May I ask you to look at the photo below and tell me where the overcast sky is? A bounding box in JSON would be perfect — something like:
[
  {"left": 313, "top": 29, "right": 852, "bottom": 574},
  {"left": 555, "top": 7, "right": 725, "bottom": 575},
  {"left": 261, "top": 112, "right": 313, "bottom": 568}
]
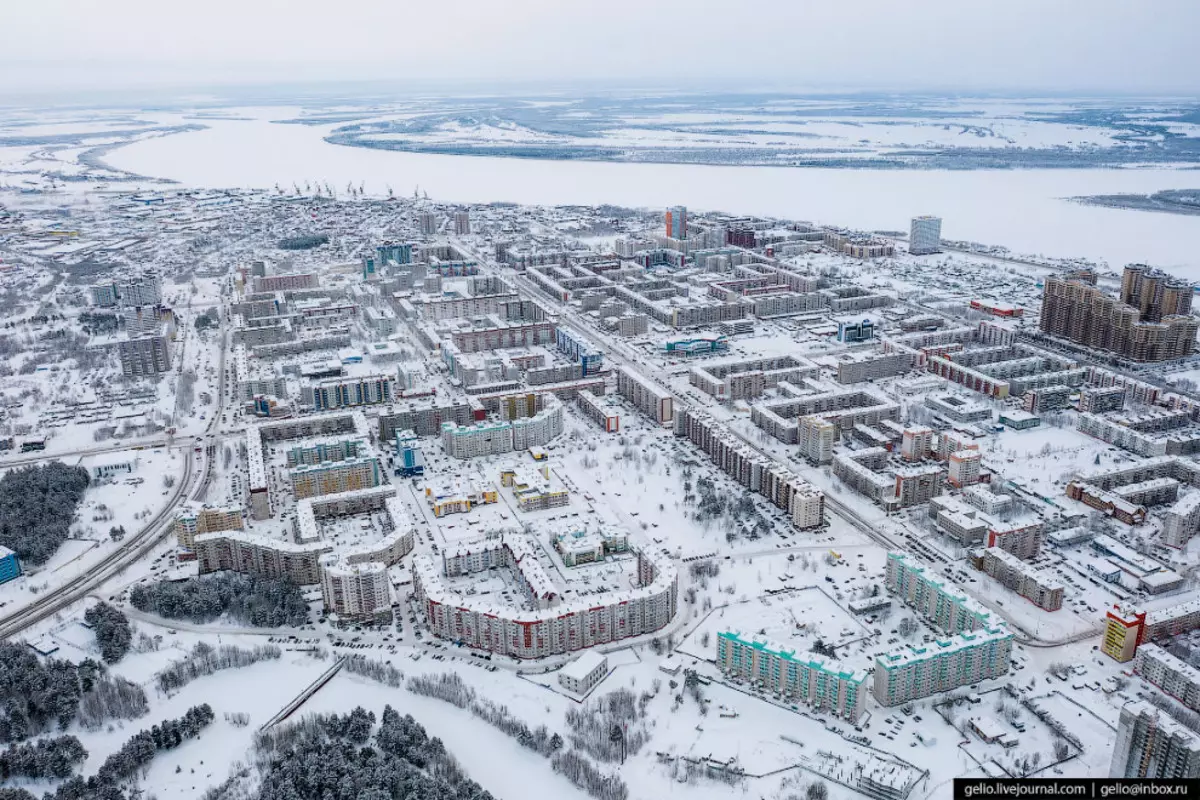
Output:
[{"left": 3, "top": 0, "right": 1199, "bottom": 97}]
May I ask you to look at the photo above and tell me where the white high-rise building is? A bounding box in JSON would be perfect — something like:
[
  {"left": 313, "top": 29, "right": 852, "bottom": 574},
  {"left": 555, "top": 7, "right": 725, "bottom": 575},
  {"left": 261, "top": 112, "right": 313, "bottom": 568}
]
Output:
[
  {"left": 909, "top": 216, "right": 942, "bottom": 255},
  {"left": 454, "top": 211, "right": 471, "bottom": 235},
  {"left": 320, "top": 554, "right": 392, "bottom": 621}
]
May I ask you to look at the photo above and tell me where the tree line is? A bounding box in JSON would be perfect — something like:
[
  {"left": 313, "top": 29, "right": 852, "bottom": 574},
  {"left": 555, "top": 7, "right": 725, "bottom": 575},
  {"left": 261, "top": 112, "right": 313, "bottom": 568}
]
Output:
[
  {"left": 155, "top": 642, "right": 280, "bottom": 695},
  {"left": 129, "top": 572, "right": 310, "bottom": 628},
  {"left": 0, "top": 462, "right": 90, "bottom": 566},
  {"left": 0, "top": 643, "right": 147, "bottom": 744}
]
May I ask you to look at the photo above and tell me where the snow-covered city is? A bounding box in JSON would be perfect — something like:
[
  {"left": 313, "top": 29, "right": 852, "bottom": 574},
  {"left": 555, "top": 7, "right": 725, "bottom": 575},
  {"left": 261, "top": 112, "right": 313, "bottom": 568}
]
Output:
[{"left": 4, "top": 4, "right": 1200, "bottom": 800}]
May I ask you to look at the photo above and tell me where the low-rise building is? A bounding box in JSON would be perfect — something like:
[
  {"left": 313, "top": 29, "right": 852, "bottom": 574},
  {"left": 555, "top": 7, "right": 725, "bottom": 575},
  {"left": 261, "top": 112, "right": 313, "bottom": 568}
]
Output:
[{"left": 558, "top": 651, "right": 608, "bottom": 695}]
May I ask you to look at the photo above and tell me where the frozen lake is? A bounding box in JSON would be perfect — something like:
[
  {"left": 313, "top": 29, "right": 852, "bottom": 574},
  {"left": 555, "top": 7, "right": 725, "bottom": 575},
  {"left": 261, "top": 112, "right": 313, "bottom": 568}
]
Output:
[{"left": 105, "top": 117, "right": 1200, "bottom": 276}]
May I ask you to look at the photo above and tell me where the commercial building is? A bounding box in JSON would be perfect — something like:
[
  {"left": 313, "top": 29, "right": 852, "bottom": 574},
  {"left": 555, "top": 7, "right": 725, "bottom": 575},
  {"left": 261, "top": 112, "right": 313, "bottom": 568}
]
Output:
[
  {"left": 0, "top": 545, "right": 20, "bottom": 586},
  {"left": 552, "top": 526, "right": 628, "bottom": 566},
  {"left": 175, "top": 504, "right": 243, "bottom": 550},
  {"left": 717, "top": 631, "right": 867, "bottom": 722},
  {"left": 415, "top": 539, "right": 676, "bottom": 659},
  {"left": 875, "top": 552, "right": 1013, "bottom": 705},
  {"left": 908, "top": 216, "right": 942, "bottom": 255},
  {"left": 1039, "top": 270, "right": 1198, "bottom": 363},
  {"left": 500, "top": 465, "right": 570, "bottom": 512},
  {"left": 616, "top": 365, "right": 673, "bottom": 425},
  {"left": 1135, "top": 644, "right": 1200, "bottom": 712},
  {"left": 558, "top": 651, "right": 608, "bottom": 695},
  {"left": 394, "top": 431, "right": 426, "bottom": 477},
  {"left": 976, "top": 547, "right": 1064, "bottom": 611},
  {"left": 925, "top": 394, "right": 992, "bottom": 425},
  {"left": 425, "top": 479, "right": 498, "bottom": 517},
  {"left": 1109, "top": 701, "right": 1200, "bottom": 779}
]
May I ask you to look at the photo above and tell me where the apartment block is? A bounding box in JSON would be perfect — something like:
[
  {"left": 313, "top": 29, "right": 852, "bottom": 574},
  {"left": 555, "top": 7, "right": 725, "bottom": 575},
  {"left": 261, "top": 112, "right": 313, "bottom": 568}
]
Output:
[
  {"left": 876, "top": 552, "right": 1013, "bottom": 705},
  {"left": 196, "top": 531, "right": 330, "bottom": 586},
  {"left": 415, "top": 542, "right": 676, "bottom": 658},
  {"left": 175, "top": 503, "right": 244, "bottom": 550},
  {"left": 977, "top": 547, "right": 1064, "bottom": 611},
  {"left": 689, "top": 355, "right": 818, "bottom": 402},
  {"left": 909, "top": 216, "right": 942, "bottom": 255},
  {"left": 302, "top": 374, "right": 394, "bottom": 411},
  {"left": 119, "top": 334, "right": 172, "bottom": 376},
  {"left": 798, "top": 415, "right": 837, "bottom": 465},
  {"left": 1040, "top": 269, "right": 1198, "bottom": 363},
  {"left": 948, "top": 449, "right": 982, "bottom": 488},
  {"left": 440, "top": 404, "right": 564, "bottom": 459},
  {"left": 717, "top": 632, "right": 867, "bottom": 722},
  {"left": 1110, "top": 701, "right": 1200, "bottom": 779},
  {"left": 290, "top": 457, "right": 382, "bottom": 500},
  {"left": 252, "top": 272, "right": 320, "bottom": 293},
  {"left": 674, "top": 408, "right": 824, "bottom": 530},
  {"left": 901, "top": 427, "right": 933, "bottom": 462},
  {"left": 1103, "top": 599, "right": 1200, "bottom": 663},
  {"left": 1079, "top": 385, "right": 1128, "bottom": 415},
  {"left": 873, "top": 626, "right": 1013, "bottom": 707},
  {"left": 986, "top": 522, "right": 1044, "bottom": 561},
  {"left": 1135, "top": 644, "right": 1200, "bottom": 712},
  {"left": 319, "top": 554, "right": 391, "bottom": 622},
  {"left": 616, "top": 365, "right": 673, "bottom": 424},
  {"left": 576, "top": 390, "right": 620, "bottom": 433},
  {"left": 835, "top": 350, "right": 911, "bottom": 385}
]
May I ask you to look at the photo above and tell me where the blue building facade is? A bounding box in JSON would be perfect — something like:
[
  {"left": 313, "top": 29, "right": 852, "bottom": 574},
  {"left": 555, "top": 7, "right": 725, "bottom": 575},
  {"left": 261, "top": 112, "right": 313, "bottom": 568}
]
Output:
[
  {"left": 394, "top": 431, "right": 426, "bottom": 477},
  {"left": 556, "top": 328, "right": 605, "bottom": 376},
  {"left": 837, "top": 319, "right": 875, "bottom": 344},
  {"left": 0, "top": 546, "right": 21, "bottom": 586}
]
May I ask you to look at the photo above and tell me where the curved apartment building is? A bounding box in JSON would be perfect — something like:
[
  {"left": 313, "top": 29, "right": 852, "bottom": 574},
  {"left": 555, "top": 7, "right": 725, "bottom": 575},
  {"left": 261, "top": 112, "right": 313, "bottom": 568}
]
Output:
[{"left": 413, "top": 537, "right": 677, "bottom": 659}]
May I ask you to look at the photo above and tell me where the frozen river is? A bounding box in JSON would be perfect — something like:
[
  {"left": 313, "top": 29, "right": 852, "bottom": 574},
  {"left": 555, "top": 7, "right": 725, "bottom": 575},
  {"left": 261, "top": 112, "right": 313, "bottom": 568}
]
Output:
[{"left": 105, "top": 117, "right": 1200, "bottom": 276}]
